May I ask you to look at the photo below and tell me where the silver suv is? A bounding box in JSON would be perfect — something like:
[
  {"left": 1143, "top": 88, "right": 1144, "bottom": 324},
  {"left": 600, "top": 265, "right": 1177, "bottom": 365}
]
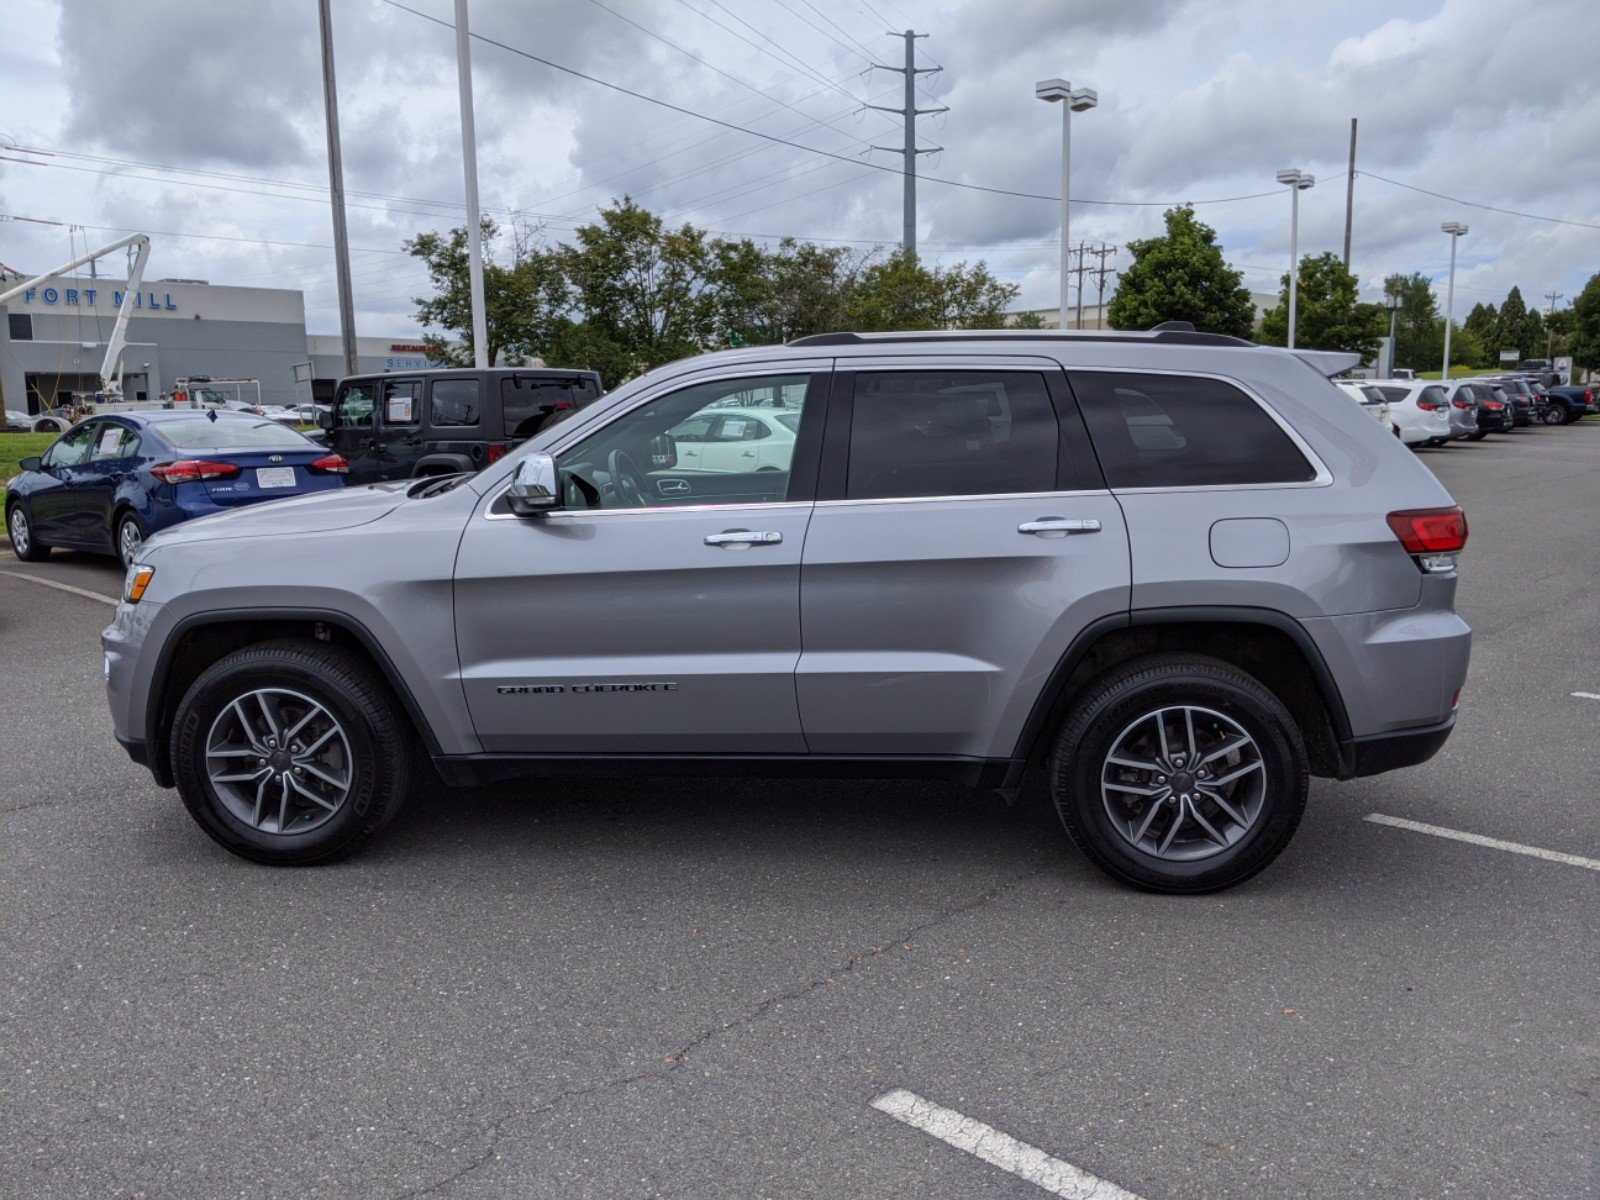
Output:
[{"left": 103, "top": 330, "right": 1472, "bottom": 893}]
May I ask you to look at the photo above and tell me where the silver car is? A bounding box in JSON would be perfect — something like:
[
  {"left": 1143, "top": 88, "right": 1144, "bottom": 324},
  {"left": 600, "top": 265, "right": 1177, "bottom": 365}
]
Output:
[{"left": 103, "top": 329, "right": 1471, "bottom": 893}]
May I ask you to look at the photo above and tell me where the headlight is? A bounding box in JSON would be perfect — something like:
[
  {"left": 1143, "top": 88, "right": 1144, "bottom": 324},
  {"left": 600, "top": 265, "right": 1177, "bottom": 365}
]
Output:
[{"left": 124, "top": 564, "right": 155, "bottom": 603}]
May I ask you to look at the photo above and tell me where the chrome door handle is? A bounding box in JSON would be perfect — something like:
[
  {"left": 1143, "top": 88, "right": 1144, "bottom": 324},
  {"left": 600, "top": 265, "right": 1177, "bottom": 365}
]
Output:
[
  {"left": 704, "top": 530, "right": 783, "bottom": 546},
  {"left": 1018, "top": 517, "right": 1102, "bottom": 537}
]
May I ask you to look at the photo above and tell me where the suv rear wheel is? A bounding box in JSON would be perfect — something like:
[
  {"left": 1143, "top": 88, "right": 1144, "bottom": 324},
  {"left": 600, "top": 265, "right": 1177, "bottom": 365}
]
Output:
[
  {"left": 170, "top": 639, "right": 412, "bottom": 865},
  {"left": 1049, "top": 655, "right": 1309, "bottom": 894}
]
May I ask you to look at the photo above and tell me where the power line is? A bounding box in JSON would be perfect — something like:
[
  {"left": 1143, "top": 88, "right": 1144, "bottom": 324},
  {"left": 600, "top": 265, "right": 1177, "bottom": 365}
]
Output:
[
  {"left": 378, "top": 0, "right": 1286, "bottom": 210},
  {"left": 1359, "top": 171, "right": 1600, "bottom": 232}
]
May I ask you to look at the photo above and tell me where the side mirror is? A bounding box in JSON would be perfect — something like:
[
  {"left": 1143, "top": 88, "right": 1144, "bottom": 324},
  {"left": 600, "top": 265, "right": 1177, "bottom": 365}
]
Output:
[
  {"left": 506, "top": 452, "right": 560, "bottom": 517},
  {"left": 318, "top": 410, "right": 335, "bottom": 430},
  {"left": 18, "top": 456, "right": 41, "bottom": 472}
]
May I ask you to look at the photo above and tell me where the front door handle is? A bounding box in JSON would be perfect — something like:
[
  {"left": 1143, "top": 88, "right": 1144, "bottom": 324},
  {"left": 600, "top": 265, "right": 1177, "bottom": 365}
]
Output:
[
  {"left": 1018, "top": 517, "right": 1102, "bottom": 537},
  {"left": 705, "top": 530, "right": 783, "bottom": 547}
]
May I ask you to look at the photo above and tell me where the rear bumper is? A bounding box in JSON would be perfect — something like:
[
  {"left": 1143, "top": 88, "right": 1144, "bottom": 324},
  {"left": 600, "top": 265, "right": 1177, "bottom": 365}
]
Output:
[{"left": 1340, "top": 715, "right": 1454, "bottom": 778}]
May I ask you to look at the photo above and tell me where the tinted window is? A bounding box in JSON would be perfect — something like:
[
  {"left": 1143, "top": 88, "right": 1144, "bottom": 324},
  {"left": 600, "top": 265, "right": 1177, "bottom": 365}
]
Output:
[
  {"left": 557, "top": 374, "right": 813, "bottom": 509},
  {"left": 335, "top": 382, "right": 376, "bottom": 428},
  {"left": 43, "top": 424, "right": 97, "bottom": 468},
  {"left": 431, "top": 378, "right": 481, "bottom": 427},
  {"left": 1419, "top": 386, "right": 1448, "bottom": 407},
  {"left": 846, "top": 371, "right": 1060, "bottom": 500},
  {"left": 1072, "top": 372, "right": 1315, "bottom": 488},
  {"left": 502, "top": 379, "right": 588, "bottom": 440},
  {"left": 155, "top": 418, "right": 317, "bottom": 451},
  {"left": 7, "top": 313, "right": 32, "bottom": 341},
  {"left": 1377, "top": 386, "right": 1410, "bottom": 402}
]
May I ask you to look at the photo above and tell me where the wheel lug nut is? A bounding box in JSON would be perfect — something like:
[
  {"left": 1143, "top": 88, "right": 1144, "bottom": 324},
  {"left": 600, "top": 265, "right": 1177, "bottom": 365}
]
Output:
[
  {"left": 1155, "top": 775, "right": 1166, "bottom": 784},
  {"left": 293, "top": 767, "right": 303, "bottom": 776}
]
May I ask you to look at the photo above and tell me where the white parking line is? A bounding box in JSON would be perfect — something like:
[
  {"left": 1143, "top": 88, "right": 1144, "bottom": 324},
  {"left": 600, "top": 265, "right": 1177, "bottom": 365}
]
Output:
[
  {"left": 870, "top": 1088, "right": 1145, "bottom": 1200},
  {"left": 1571, "top": 691, "right": 1600, "bottom": 701},
  {"left": 0, "top": 569, "right": 118, "bottom": 607},
  {"left": 1365, "top": 813, "right": 1600, "bottom": 872}
]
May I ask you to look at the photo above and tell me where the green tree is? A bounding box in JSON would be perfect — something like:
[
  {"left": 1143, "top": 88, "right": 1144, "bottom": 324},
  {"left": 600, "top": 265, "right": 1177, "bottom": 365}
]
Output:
[
  {"left": 1462, "top": 301, "right": 1497, "bottom": 364},
  {"left": 1546, "top": 306, "right": 1575, "bottom": 358},
  {"left": 1448, "top": 326, "right": 1486, "bottom": 371},
  {"left": 1495, "top": 286, "right": 1530, "bottom": 361},
  {"left": 846, "top": 248, "right": 1019, "bottom": 332},
  {"left": 1009, "top": 309, "right": 1048, "bottom": 329},
  {"left": 1106, "top": 206, "right": 1256, "bottom": 336},
  {"left": 1382, "top": 272, "right": 1440, "bottom": 372},
  {"left": 405, "top": 218, "right": 572, "bottom": 367},
  {"left": 1259, "top": 252, "right": 1385, "bottom": 357},
  {"left": 561, "top": 197, "right": 719, "bottom": 383},
  {"left": 708, "top": 236, "right": 867, "bottom": 346},
  {"left": 1570, "top": 272, "right": 1600, "bottom": 374}
]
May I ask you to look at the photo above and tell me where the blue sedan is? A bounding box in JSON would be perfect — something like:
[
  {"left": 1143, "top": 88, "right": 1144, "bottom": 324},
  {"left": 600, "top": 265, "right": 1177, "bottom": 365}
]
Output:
[{"left": 6, "top": 410, "right": 348, "bottom": 567}]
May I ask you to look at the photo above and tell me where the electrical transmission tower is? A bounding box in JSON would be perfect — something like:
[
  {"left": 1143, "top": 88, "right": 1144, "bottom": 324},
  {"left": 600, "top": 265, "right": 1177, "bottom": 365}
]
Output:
[{"left": 868, "top": 31, "right": 946, "bottom": 256}]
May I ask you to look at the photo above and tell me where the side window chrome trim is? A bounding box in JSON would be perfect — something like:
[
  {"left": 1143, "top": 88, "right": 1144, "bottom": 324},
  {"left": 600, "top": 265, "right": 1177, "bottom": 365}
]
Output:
[
  {"left": 483, "top": 500, "right": 814, "bottom": 522},
  {"left": 1063, "top": 364, "right": 1333, "bottom": 490},
  {"left": 814, "top": 487, "right": 1112, "bottom": 508}
]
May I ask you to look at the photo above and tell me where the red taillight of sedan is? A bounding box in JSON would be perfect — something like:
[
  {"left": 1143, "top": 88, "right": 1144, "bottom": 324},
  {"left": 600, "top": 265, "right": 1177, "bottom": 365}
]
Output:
[
  {"left": 149, "top": 460, "right": 241, "bottom": 485},
  {"left": 309, "top": 454, "right": 349, "bottom": 474}
]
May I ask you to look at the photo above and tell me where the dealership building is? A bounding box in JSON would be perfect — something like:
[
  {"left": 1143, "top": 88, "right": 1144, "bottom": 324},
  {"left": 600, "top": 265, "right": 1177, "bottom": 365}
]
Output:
[{"left": 0, "top": 273, "right": 448, "bottom": 414}]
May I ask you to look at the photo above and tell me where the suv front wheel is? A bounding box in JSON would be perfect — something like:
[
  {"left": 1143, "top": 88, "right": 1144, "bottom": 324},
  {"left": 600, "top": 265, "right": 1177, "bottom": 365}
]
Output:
[
  {"left": 1050, "top": 655, "right": 1309, "bottom": 894},
  {"left": 170, "top": 639, "right": 412, "bottom": 865}
]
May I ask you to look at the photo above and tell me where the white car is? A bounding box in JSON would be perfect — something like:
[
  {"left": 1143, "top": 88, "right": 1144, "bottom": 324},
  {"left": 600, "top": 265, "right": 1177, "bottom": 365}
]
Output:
[
  {"left": 1373, "top": 380, "right": 1453, "bottom": 448},
  {"left": 666, "top": 405, "right": 800, "bottom": 474},
  {"left": 1336, "top": 381, "right": 1396, "bottom": 437}
]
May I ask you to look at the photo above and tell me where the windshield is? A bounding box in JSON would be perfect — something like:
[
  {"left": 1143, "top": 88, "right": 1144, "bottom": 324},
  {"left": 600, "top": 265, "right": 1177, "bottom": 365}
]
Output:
[{"left": 155, "top": 418, "right": 318, "bottom": 451}]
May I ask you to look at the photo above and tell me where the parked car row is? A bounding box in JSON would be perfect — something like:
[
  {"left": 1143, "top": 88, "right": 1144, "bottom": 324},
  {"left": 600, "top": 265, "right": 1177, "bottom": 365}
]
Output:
[{"left": 1345, "top": 374, "right": 1597, "bottom": 449}]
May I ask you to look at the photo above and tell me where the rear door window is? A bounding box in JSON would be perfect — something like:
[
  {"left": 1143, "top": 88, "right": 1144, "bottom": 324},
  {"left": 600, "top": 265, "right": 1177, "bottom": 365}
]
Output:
[
  {"left": 1071, "top": 372, "right": 1316, "bottom": 489},
  {"left": 430, "top": 378, "right": 481, "bottom": 427},
  {"left": 843, "top": 370, "right": 1068, "bottom": 500}
]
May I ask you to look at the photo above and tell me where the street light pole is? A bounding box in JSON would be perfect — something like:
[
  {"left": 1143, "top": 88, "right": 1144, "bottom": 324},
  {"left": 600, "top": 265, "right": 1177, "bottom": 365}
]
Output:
[
  {"left": 1441, "top": 221, "right": 1468, "bottom": 382},
  {"left": 453, "top": 0, "right": 489, "bottom": 369},
  {"left": 1037, "top": 79, "right": 1097, "bottom": 328},
  {"left": 1275, "top": 168, "right": 1315, "bottom": 349},
  {"left": 316, "top": 0, "right": 358, "bottom": 377}
]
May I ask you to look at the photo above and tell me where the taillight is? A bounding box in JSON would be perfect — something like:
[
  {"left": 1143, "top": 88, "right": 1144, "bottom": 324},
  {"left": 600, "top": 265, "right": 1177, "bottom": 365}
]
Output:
[
  {"left": 1417, "top": 399, "right": 1438, "bottom": 411},
  {"left": 1452, "top": 398, "right": 1471, "bottom": 408},
  {"left": 486, "top": 443, "right": 508, "bottom": 463},
  {"left": 1586, "top": 390, "right": 1594, "bottom": 403},
  {"left": 309, "top": 453, "right": 348, "bottom": 474},
  {"left": 149, "top": 459, "right": 241, "bottom": 485},
  {"left": 1387, "top": 506, "right": 1467, "bottom": 574}
]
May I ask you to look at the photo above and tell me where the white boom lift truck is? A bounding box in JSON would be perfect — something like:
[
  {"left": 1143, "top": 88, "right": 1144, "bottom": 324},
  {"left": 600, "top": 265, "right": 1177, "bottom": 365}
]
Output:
[{"left": 0, "top": 232, "right": 152, "bottom": 431}]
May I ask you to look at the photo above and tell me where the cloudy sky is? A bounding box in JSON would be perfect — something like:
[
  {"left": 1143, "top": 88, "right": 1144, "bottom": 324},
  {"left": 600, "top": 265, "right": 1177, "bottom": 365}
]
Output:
[{"left": 1, "top": 0, "right": 1596, "bottom": 337}]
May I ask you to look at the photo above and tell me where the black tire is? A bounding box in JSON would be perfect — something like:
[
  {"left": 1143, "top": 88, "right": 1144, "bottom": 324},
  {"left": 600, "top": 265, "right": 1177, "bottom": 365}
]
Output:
[
  {"left": 1426, "top": 437, "right": 1448, "bottom": 448},
  {"left": 115, "top": 511, "right": 147, "bottom": 569},
  {"left": 7, "top": 502, "right": 49, "bottom": 562},
  {"left": 1466, "top": 431, "right": 1488, "bottom": 441},
  {"left": 1048, "top": 654, "right": 1309, "bottom": 894},
  {"left": 170, "top": 639, "right": 412, "bottom": 865}
]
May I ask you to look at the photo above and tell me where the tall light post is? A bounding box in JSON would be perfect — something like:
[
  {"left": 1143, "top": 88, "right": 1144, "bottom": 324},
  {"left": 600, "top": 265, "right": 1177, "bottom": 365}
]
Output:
[
  {"left": 1440, "top": 221, "right": 1468, "bottom": 381},
  {"left": 1382, "top": 291, "right": 1401, "bottom": 377},
  {"left": 1275, "top": 168, "right": 1315, "bottom": 348},
  {"left": 454, "top": 0, "right": 489, "bottom": 368},
  {"left": 1037, "top": 79, "right": 1097, "bottom": 328}
]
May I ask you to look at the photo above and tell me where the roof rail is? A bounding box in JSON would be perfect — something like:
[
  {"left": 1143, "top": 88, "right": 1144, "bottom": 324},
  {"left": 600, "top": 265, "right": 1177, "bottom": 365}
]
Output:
[{"left": 786, "top": 328, "right": 1255, "bottom": 349}]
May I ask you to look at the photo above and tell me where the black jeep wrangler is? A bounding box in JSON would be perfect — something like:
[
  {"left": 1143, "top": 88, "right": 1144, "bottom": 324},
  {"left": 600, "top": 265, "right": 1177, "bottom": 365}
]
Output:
[{"left": 321, "top": 367, "right": 604, "bottom": 485}]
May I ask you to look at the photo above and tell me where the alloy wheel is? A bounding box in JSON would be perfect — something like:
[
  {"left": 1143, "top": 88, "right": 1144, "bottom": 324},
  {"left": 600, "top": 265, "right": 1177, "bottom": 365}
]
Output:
[
  {"left": 9, "top": 508, "right": 29, "bottom": 556},
  {"left": 1100, "top": 705, "right": 1266, "bottom": 862},
  {"left": 118, "top": 519, "right": 142, "bottom": 567},
  {"left": 205, "top": 688, "right": 353, "bottom": 835}
]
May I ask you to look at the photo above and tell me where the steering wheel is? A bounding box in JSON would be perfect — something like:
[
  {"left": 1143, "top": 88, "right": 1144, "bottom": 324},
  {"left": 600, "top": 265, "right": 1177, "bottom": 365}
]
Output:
[{"left": 605, "top": 449, "right": 650, "bottom": 508}]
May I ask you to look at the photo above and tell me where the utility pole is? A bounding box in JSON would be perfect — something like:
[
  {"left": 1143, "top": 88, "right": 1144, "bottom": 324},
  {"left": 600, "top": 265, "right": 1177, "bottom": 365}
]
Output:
[
  {"left": 1074, "top": 241, "right": 1088, "bottom": 331},
  {"left": 1545, "top": 290, "right": 1564, "bottom": 359},
  {"left": 1343, "top": 117, "right": 1357, "bottom": 269},
  {"left": 1090, "top": 243, "right": 1116, "bottom": 328},
  {"left": 869, "top": 31, "right": 945, "bottom": 256},
  {"left": 316, "top": 0, "right": 359, "bottom": 377},
  {"left": 453, "top": 0, "right": 489, "bottom": 368}
]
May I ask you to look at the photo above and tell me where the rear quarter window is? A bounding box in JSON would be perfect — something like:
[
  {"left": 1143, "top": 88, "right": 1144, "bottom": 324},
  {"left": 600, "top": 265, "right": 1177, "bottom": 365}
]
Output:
[{"left": 1070, "top": 372, "right": 1316, "bottom": 489}]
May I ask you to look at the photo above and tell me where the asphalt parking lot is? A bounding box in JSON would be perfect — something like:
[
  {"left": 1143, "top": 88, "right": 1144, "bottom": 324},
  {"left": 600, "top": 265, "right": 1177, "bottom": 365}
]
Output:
[{"left": 3, "top": 425, "right": 1597, "bottom": 1199}]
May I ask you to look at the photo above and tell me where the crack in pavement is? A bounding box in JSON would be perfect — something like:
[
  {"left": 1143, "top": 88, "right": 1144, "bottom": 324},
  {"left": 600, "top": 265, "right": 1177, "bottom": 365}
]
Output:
[{"left": 387, "top": 855, "right": 1058, "bottom": 1199}]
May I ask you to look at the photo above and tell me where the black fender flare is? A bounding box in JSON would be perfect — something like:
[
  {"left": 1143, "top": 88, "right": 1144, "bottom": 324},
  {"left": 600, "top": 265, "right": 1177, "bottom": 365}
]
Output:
[{"left": 411, "top": 453, "right": 477, "bottom": 477}]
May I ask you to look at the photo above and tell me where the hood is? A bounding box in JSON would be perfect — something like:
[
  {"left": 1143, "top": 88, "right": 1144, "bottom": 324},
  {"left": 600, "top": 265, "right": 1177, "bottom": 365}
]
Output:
[{"left": 144, "top": 481, "right": 412, "bottom": 551}]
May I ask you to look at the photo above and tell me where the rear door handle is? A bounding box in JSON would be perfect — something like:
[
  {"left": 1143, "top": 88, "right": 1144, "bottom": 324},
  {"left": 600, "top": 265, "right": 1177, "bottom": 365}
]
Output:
[
  {"left": 705, "top": 530, "right": 783, "bottom": 547},
  {"left": 1018, "top": 517, "right": 1102, "bottom": 537}
]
